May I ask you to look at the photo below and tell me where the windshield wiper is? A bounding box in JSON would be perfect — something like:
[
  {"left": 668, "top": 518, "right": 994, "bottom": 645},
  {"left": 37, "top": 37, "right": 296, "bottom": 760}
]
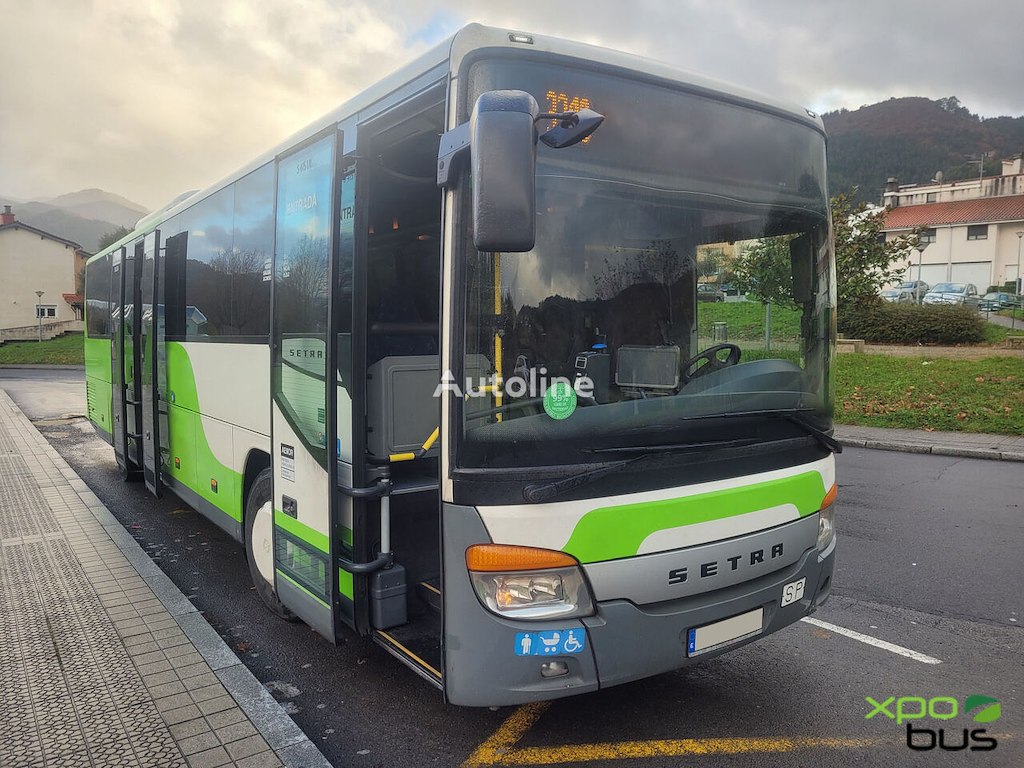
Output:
[
  {"left": 522, "top": 438, "right": 755, "bottom": 503},
  {"left": 585, "top": 438, "right": 760, "bottom": 455},
  {"left": 522, "top": 455, "right": 649, "bottom": 504},
  {"left": 675, "top": 408, "right": 842, "bottom": 454},
  {"left": 779, "top": 412, "right": 843, "bottom": 454}
]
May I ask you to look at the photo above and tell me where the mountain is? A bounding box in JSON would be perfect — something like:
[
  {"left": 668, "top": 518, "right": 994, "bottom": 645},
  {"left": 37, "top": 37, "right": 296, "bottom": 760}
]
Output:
[
  {"left": 823, "top": 97, "right": 1024, "bottom": 204},
  {"left": 44, "top": 189, "right": 147, "bottom": 229},
  {"left": 0, "top": 188, "right": 148, "bottom": 253}
]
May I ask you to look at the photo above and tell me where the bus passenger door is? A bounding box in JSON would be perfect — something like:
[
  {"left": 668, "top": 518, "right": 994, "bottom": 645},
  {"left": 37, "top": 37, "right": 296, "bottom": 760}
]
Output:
[
  {"left": 140, "top": 230, "right": 162, "bottom": 496},
  {"left": 270, "top": 131, "right": 340, "bottom": 640},
  {"left": 112, "top": 243, "right": 143, "bottom": 476}
]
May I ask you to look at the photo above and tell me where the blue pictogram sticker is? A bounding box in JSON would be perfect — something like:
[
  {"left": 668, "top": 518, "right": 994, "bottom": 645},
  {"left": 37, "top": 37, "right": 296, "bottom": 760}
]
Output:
[{"left": 514, "top": 629, "right": 586, "bottom": 656}]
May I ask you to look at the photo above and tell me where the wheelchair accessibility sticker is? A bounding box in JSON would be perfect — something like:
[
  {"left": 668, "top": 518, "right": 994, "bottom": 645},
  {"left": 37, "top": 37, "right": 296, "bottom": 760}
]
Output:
[{"left": 514, "top": 629, "right": 586, "bottom": 656}]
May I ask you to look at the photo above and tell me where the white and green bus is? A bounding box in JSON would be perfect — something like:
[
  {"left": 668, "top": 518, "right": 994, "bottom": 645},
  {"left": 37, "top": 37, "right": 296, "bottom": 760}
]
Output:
[{"left": 85, "top": 24, "right": 838, "bottom": 706}]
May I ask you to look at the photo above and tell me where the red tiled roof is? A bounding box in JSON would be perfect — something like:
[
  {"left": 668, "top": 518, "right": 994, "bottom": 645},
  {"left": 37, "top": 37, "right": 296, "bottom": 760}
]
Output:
[
  {"left": 883, "top": 195, "right": 1024, "bottom": 230},
  {"left": 62, "top": 293, "right": 83, "bottom": 306}
]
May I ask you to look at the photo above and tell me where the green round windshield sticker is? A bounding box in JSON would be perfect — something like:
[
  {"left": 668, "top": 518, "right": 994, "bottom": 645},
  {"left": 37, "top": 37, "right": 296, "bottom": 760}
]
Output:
[{"left": 543, "top": 380, "right": 577, "bottom": 420}]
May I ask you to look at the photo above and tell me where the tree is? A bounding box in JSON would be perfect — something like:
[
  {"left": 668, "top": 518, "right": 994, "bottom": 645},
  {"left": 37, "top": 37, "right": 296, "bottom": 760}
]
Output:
[
  {"left": 832, "top": 191, "right": 912, "bottom": 308},
  {"left": 695, "top": 248, "right": 724, "bottom": 282},
  {"left": 732, "top": 235, "right": 797, "bottom": 308},
  {"left": 731, "top": 190, "right": 915, "bottom": 310},
  {"left": 97, "top": 225, "right": 133, "bottom": 252}
]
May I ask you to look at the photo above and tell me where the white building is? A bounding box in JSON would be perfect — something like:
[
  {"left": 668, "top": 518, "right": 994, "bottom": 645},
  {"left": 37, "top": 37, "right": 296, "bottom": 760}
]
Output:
[
  {"left": 881, "top": 156, "right": 1024, "bottom": 292},
  {"left": 0, "top": 206, "right": 88, "bottom": 339}
]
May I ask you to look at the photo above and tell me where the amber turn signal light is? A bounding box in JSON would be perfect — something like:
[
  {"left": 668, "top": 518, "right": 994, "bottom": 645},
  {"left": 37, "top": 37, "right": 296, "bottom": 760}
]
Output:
[{"left": 466, "top": 544, "right": 578, "bottom": 572}]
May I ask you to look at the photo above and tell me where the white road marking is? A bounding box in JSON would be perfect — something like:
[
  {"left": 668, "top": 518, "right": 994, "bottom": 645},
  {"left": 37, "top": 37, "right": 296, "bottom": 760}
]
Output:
[{"left": 800, "top": 617, "right": 942, "bottom": 664}]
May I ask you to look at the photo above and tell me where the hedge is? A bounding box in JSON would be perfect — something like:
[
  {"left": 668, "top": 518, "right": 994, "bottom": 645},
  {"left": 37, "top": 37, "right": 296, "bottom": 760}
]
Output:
[{"left": 837, "top": 303, "right": 985, "bottom": 344}]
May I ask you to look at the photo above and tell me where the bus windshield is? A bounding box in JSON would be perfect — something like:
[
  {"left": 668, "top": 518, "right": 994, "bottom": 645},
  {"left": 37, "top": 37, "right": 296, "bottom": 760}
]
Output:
[{"left": 457, "top": 58, "right": 833, "bottom": 469}]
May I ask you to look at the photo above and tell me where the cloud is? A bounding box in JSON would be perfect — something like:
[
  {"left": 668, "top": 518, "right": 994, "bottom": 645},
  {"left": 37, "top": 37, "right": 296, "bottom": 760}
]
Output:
[{"left": 1, "top": 1, "right": 1021, "bottom": 210}]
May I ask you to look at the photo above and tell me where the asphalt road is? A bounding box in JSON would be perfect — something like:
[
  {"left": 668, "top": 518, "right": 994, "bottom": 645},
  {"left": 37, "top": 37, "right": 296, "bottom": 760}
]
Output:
[{"left": 3, "top": 367, "right": 1022, "bottom": 767}]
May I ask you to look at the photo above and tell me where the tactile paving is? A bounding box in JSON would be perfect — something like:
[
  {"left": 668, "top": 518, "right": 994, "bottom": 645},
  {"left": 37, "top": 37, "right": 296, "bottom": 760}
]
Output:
[{"left": 0, "top": 419, "right": 188, "bottom": 768}]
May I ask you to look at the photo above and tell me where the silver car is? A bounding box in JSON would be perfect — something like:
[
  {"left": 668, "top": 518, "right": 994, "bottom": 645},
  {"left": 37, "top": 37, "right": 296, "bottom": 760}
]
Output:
[
  {"left": 898, "top": 280, "right": 930, "bottom": 301},
  {"left": 922, "top": 283, "right": 980, "bottom": 308},
  {"left": 881, "top": 288, "right": 915, "bottom": 303}
]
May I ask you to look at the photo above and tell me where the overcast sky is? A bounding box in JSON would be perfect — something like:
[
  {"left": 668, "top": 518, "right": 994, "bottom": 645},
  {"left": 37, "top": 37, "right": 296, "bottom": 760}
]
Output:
[{"left": 2, "top": 1, "right": 1022, "bottom": 211}]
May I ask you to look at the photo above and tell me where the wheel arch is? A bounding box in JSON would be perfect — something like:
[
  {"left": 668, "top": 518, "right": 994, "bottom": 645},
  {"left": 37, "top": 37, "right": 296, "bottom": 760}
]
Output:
[{"left": 241, "top": 448, "right": 272, "bottom": 532}]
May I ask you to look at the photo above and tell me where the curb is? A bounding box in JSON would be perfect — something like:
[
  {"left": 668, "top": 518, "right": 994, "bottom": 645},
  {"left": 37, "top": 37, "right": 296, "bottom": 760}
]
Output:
[
  {"left": 836, "top": 437, "right": 1024, "bottom": 463},
  {"left": 15, "top": 398, "right": 332, "bottom": 768},
  {"left": 0, "top": 364, "right": 86, "bottom": 370}
]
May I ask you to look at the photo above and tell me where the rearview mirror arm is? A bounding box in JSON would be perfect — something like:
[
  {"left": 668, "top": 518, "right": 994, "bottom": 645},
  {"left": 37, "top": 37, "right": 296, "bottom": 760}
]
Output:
[{"left": 437, "top": 122, "right": 470, "bottom": 187}]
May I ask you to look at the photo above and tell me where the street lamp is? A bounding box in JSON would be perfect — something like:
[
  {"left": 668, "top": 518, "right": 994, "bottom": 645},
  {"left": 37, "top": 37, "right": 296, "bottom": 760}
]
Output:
[
  {"left": 34, "top": 290, "right": 44, "bottom": 342},
  {"left": 1014, "top": 231, "right": 1023, "bottom": 330},
  {"left": 914, "top": 241, "right": 930, "bottom": 302}
]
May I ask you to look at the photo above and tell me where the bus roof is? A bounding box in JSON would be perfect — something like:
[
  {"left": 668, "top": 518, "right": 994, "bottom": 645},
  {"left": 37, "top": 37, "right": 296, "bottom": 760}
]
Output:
[{"left": 93, "top": 23, "right": 824, "bottom": 263}]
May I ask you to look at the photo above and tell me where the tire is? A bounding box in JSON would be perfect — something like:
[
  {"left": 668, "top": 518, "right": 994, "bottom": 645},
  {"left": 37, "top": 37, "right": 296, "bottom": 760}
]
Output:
[{"left": 245, "top": 468, "right": 297, "bottom": 621}]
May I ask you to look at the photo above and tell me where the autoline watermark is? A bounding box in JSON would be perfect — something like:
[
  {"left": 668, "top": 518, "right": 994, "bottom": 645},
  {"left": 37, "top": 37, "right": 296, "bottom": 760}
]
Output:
[{"left": 433, "top": 369, "right": 594, "bottom": 400}]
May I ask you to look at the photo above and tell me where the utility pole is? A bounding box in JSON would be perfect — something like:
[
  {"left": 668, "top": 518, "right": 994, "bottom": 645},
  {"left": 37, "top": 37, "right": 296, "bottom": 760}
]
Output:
[
  {"left": 966, "top": 152, "right": 989, "bottom": 189},
  {"left": 914, "top": 242, "right": 930, "bottom": 301},
  {"left": 35, "top": 291, "right": 45, "bottom": 342},
  {"left": 1015, "top": 231, "right": 1023, "bottom": 330}
]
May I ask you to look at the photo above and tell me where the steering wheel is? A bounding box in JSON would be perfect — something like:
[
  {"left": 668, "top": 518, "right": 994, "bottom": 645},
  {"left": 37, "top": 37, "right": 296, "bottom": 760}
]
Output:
[{"left": 681, "top": 344, "right": 742, "bottom": 382}]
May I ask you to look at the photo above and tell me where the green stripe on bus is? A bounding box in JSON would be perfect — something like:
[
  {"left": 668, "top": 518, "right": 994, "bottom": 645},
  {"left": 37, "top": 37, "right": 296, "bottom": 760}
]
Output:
[
  {"left": 563, "top": 471, "right": 828, "bottom": 564},
  {"left": 338, "top": 569, "right": 353, "bottom": 599},
  {"left": 274, "top": 509, "right": 330, "bottom": 553},
  {"left": 165, "top": 343, "right": 242, "bottom": 521},
  {"left": 276, "top": 570, "right": 330, "bottom": 609}
]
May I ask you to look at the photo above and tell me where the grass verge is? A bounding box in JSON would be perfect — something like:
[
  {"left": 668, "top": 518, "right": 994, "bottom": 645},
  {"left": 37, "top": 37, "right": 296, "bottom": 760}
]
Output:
[
  {"left": 698, "top": 301, "right": 801, "bottom": 342},
  {"left": 0, "top": 334, "right": 84, "bottom": 365},
  {"left": 833, "top": 354, "right": 1023, "bottom": 435}
]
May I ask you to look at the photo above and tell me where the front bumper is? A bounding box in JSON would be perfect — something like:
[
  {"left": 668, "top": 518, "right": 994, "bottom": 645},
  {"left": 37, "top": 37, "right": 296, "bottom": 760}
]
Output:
[
  {"left": 582, "top": 533, "right": 834, "bottom": 691},
  {"left": 442, "top": 504, "right": 835, "bottom": 707}
]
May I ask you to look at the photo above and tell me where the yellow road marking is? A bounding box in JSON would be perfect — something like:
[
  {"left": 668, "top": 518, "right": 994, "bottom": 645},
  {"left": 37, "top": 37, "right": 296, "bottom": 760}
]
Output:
[
  {"left": 463, "top": 703, "right": 951, "bottom": 767},
  {"left": 483, "top": 736, "right": 892, "bottom": 766},
  {"left": 462, "top": 702, "right": 551, "bottom": 767}
]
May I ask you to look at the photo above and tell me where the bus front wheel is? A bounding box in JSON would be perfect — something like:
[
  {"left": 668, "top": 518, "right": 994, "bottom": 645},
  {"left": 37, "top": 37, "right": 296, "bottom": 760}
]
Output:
[{"left": 245, "top": 468, "right": 297, "bottom": 621}]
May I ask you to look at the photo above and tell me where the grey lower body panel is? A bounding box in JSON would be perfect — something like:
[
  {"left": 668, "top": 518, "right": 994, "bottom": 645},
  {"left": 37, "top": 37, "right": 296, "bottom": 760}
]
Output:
[
  {"left": 163, "top": 475, "right": 243, "bottom": 542},
  {"left": 583, "top": 538, "right": 834, "bottom": 690},
  {"left": 442, "top": 502, "right": 834, "bottom": 707}
]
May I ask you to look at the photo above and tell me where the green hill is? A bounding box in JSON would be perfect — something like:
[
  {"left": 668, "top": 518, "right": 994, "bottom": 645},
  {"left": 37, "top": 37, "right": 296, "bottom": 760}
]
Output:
[{"left": 823, "top": 97, "right": 1024, "bottom": 204}]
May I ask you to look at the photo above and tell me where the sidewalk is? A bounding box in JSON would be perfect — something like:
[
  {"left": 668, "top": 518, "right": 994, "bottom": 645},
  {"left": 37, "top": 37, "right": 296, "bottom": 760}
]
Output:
[
  {"left": 834, "top": 424, "right": 1024, "bottom": 462},
  {"left": 0, "top": 390, "right": 330, "bottom": 768}
]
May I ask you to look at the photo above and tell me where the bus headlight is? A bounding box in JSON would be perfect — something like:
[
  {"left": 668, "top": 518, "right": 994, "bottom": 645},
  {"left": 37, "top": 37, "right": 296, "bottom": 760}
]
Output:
[
  {"left": 466, "top": 545, "right": 595, "bottom": 620},
  {"left": 816, "top": 483, "right": 837, "bottom": 551}
]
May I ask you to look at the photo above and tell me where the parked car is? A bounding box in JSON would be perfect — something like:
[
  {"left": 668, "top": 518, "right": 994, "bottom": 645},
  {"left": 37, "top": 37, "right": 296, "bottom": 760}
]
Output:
[
  {"left": 922, "top": 283, "right": 980, "bottom": 308},
  {"left": 978, "top": 292, "right": 1021, "bottom": 311},
  {"left": 880, "top": 288, "right": 915, "bottom": 303},
  {"left": 697, "top": 284, "right": 726, "bottom": 302},
  {"left": 898, "top": 280, "right": 930, "bottom": 301}
]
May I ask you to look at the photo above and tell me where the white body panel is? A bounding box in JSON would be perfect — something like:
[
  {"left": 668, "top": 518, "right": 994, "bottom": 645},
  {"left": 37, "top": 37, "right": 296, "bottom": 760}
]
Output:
[{"left": 477, "top": 456, "right": 835, "bottom": 555}]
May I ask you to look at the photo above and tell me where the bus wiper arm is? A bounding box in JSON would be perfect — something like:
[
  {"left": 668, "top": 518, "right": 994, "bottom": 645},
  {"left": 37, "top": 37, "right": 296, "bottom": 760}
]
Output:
[
  {"left": 779, "top": 412, "right": 842, "bottom": 454},
  {"left": 585, "top": 438, "right": 760, "bottom": 455},
  {"left": 522, "top": 456, "right": 646, "bottom": 504},
  {"left": 523, "top": 438, "right": 751, "bottom": 503}
]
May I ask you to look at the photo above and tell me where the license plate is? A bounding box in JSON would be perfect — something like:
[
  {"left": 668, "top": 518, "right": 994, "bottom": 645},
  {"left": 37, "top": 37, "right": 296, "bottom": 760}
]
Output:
[
  {"left": 781, "top": 577, "right": 806, "bottom": 607},
  {"left": 687, "top": 608, "right": 764, "bottom": 656}
]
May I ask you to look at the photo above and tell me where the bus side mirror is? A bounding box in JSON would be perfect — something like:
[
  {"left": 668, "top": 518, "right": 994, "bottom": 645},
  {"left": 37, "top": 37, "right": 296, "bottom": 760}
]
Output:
[{"left": 470, "top": 90, "right": 539, "bottom": 253}]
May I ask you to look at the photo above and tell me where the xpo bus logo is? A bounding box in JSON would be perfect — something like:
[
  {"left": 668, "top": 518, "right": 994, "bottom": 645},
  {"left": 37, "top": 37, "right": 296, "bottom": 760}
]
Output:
[{"left": 865, "top": 694, "right": 1001, "bottom": 752}]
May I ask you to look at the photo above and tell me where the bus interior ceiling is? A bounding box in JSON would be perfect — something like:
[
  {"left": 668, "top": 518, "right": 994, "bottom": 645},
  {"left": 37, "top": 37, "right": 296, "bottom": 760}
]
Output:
[{"left": 364, "top": 104, "right": 444, "bottom": 638}]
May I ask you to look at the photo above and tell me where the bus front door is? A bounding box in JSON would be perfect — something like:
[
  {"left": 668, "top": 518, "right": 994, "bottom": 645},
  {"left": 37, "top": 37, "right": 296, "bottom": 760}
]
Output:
[{"left": 269, "top": 131, "right": 341, "bottom": 640}]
